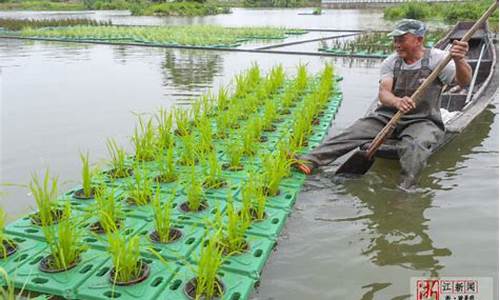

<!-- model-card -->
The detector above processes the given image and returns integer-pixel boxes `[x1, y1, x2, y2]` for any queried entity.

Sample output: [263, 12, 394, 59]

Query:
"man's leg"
[397, 120, 444, 188]
[298, 116, 388, 172]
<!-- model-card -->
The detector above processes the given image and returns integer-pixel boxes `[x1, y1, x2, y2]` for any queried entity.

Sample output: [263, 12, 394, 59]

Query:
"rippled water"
[0, 8, 497, 300]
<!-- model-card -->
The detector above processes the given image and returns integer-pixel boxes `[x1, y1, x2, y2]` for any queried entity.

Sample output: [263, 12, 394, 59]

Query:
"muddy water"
[0, 8, 498, 300]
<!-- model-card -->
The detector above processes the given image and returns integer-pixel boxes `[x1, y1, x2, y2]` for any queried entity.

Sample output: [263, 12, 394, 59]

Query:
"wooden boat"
[365, 21, 498, 159]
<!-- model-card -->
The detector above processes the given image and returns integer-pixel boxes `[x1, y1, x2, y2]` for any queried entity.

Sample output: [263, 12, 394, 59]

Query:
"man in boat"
[296, 19, 472, 189]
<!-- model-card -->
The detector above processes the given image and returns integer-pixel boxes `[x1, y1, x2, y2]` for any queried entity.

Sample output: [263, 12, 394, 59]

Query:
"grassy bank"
[0, 0, 232, 16]
[384, 1, 498, 29]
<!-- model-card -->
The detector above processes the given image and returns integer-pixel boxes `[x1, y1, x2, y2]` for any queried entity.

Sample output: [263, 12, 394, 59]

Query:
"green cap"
[388, 19, 427, 37]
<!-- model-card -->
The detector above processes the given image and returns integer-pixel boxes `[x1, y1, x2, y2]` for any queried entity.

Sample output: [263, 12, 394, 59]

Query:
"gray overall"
[302, 49, 445, 185]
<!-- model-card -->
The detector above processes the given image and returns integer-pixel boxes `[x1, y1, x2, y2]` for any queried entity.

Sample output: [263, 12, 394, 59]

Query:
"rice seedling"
[126, 165, 154, 206]
[265, 64, 285, 95]
[179, 133, 198, 166]
[132, 115, 157, 162]
[106, 138, 132, 179]
[218, 194, 250, 255]
[174, 107, 191, 136]
[29, 169, 61, 226]
[183, 166, 206, 212]
[216, 86, 230, 112]
[215, 112, 229, 139]
[190, 101, 203, 127]
[202, 150, 225, 189]
[0, 267, 20, 300]
[295, 63, 308, 93]
[241, 117, 262, 156]
[188, 230, 225, 300]
[150, 187, 181, 243]
[240, 173, 267, 221]
[92, 186, 124, 234]
[154, 143, 177, 183]
[0, 208, 16, 259]
[260, 149, 292, 197]
[224, 138, 244, 171]
[41, 202, 86, 272]
[155, 107, 174, 151]
[107, 233, 147, 284]
[76, 151, 96, 199]
[196, 115, 214, 154]
[0, 18, 112, 31]
[262, 99, 278, 131]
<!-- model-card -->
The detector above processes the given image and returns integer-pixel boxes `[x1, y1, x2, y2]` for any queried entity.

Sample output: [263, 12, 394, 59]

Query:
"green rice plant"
[42, 202, 86, 271]
[0, 267, 19, 300]
[155, 144, 177, 183]
[247, 63, 261, 89]
[196, 115, 214, 154]
[260, 149, 292, 197]
[154, 107, 174, 151]
[107, 232, 143, 283]
[216, 86, 230, 112]
[240, 173, 266, 221]
[29, 169, 60, 226]
[0, 208, 16, 259]
[295, 63, 308, 93]
[174, 107, 191, 136]
[266, 64, 285, 95]
[233, 74, 247, 98]
[262, 98, 278, 131]
[225, 138, 244, 171]
[151, 187, 176, 243]
[194, 230, 225, 300]
[132, 115, 157, 162]
[179, 133, 198, 166]
[190, 101, 203, 127]
[94, 186, 124, 233]
[215, 112, 229, 139]
[106, 138, 131, 178]
[185, 166, 204, 212]
[219, 194, 250, 255]
[241, 118, 262, 156]
[80, 151, 95, 198]
[202, 150, 225, 189]
[126, 165, 154, 206]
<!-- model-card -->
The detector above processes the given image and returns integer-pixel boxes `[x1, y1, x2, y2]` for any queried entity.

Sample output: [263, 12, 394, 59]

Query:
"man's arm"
[451, 40, 472, 88]
[378, 77, 416, 113]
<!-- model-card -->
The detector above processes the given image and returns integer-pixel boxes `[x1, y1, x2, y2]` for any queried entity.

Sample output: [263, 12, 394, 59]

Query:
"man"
[296, 19, 472, 189]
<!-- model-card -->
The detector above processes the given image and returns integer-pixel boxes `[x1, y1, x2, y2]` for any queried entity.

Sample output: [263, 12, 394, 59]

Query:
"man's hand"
[396, 96, 416, 113]
[450, 40, 469, 62]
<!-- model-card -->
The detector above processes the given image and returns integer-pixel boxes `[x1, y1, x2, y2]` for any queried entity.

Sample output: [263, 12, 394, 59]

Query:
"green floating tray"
[161, 266, 256, 299]
[137, 221, 205, 261]
[280, 171, 306, 189]
[0, 235, 46, 277]
[76, 257, 178, 300]
[190, 233, 275, 280]
[170, 195, 227, 226]
[261, 187, 299, 210]
[11, 248, 108, 299]
[59, 186, 125, 212]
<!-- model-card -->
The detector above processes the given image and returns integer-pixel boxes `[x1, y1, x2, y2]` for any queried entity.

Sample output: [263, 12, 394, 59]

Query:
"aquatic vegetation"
[155, 108, 174, 150]
[0, 208, 16, 259]
[93, 186, 124, 233]
[202, 150, 226, 189]
[174, 107, 191, 136]
[151, 188, 177, 243]
[20, 25, 307, 47]
[179, 133, 198, 166]
[79, 151, 95, 198]
[192, 230, 225, 300]
[219, 195, 250, 255]
[185, 166, 205, 212]
[29, 169, 60, 226]
[155, 145, 177, 183]
[106, 138, 131, 178]
[41, 202, 86, 271]
[132, 116, 157, 162]
[0, 267, 19, 300]
[0, 18, 111, 31]
[240, 173, 267, 221]
[225, 138, 244, 171]
[107, 232, 144, 283]
[216, 86, 230, 112]
[261, 149, 292, 196]
[196, 115, 214, 154]
[126, 165, 154, 206]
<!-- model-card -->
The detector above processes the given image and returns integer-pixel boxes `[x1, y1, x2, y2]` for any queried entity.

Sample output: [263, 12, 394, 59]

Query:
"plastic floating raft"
[1, 65, 343, 299]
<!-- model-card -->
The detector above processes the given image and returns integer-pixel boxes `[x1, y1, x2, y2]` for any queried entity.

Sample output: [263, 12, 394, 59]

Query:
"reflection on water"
[161, 49, 223, 101]
[318, 107, 497, 299]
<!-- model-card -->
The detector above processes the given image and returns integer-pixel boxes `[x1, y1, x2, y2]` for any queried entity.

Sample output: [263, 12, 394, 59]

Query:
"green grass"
[202, 150, 225, 189]
[185, 166, 204, 212]
[155, 146, 177, 183]
[219, 195, 250, 255]
[127, 165, 154, 206]
[132, 115, 157, 162]
[29, 169, 59, 226]
[80, 151, 94, 198]
[155, 107, 174, 151]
